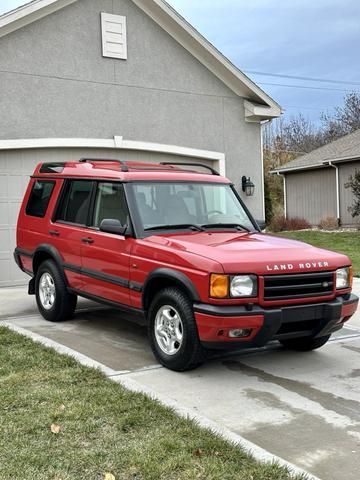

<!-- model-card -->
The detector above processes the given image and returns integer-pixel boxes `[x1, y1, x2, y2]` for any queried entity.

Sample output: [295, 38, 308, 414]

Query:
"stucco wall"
[286, 168, 336, 225]
[0, 0, 264, 218]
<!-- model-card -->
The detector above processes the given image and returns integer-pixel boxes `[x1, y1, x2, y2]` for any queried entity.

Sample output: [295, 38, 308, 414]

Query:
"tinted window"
[93, 182, 129, 227]
[26, 180, 55, 218]
[56, 180, 94, 225]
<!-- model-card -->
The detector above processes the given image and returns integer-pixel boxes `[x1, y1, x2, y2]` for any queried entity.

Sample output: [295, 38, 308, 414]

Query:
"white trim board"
[0, 137, 226, 175]
[0, 0, 77, 38]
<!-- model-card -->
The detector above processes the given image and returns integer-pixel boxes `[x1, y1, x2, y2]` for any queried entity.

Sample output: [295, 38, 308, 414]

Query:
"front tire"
[280, 334, 331, 351]
[35, 260, 77, 322]
[148, 287, 205, 371]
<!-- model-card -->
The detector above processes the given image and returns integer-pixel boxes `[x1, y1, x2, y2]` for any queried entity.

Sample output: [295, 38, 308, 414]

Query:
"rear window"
[26, 180, 55, 218]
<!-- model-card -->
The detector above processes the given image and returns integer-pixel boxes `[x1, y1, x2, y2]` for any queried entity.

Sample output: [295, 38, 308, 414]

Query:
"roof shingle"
[275, 128, 360, 172]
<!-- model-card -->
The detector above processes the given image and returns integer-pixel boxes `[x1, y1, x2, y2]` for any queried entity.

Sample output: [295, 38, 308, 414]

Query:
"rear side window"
[56, 180, 94, 225]
[26, 180, 55, 218]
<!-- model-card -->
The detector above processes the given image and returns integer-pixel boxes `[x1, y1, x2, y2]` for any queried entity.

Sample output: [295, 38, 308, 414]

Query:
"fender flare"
[28, 244, 65, 294]
[142, 268, 201, 310]
[31, 244, 68, 287]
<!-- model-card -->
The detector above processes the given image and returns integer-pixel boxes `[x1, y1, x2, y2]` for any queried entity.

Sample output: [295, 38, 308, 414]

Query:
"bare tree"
[321, 92, 360, 142]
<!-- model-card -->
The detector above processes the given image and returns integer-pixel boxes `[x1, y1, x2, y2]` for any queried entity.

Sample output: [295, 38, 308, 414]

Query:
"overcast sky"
[2, 0, 360, 123]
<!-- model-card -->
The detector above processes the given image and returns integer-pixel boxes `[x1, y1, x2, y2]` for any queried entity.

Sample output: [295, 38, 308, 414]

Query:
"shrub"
[269, 215, 311, 232]
[264, 177, 274, 223]
[319, 216, 339, 230]
[345, 169, 360, 218]
[268, 215, 287, 232]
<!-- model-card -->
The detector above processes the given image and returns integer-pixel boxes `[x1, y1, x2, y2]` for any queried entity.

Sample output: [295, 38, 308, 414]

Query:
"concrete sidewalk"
[1, 280, 360, 480]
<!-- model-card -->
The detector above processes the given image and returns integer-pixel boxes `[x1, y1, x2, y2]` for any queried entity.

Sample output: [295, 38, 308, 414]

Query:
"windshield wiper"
[144, 224, 205, 232]
[201, 223, 252, 233]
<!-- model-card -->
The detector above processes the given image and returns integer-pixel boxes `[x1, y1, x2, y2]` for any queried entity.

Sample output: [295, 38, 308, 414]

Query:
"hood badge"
[266, 261, 329, 272]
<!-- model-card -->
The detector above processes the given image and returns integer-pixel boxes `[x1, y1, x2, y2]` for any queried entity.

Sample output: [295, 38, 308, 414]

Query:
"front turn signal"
[210, 274, 229, 298]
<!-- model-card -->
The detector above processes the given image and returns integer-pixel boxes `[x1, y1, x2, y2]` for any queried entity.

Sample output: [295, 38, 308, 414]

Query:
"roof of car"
[33, 160, 230, 183]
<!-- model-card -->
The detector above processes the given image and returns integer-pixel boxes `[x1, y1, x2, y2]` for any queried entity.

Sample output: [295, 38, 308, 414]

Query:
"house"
[273, 129, 360, 227]
[0, 0, 281, 287]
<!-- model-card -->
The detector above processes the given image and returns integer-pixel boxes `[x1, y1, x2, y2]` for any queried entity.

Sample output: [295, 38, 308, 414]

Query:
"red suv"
[15, 159, 358, 371]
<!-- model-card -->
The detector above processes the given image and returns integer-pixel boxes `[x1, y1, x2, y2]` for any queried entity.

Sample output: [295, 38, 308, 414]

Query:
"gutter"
[326, 161, 340, 225]
[272, 155, 360, 175]
[270, 164, 326, 174]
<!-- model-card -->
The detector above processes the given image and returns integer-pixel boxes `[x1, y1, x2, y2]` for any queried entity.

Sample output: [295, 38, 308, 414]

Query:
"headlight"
[210, 274, 257, 298]
[230, 275, 257, 297]
[336, 267, 352, 289]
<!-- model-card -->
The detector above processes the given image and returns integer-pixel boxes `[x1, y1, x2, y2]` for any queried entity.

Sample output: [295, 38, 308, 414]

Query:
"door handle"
[49, 230, 60, 237]
[81, 237, 94, 244]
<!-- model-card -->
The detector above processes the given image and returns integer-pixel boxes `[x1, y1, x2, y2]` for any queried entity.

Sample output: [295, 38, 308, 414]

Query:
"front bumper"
[194, 294, 359, 349]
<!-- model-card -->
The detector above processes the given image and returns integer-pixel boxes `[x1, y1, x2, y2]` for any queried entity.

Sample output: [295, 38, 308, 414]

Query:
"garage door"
[0, 152, 38, 287]
[0, 147, 219, 287]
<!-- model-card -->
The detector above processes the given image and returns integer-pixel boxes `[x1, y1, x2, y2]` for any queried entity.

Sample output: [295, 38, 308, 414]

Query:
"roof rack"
[79, 158, 129, 172]
[160, 162, 220, 175]
[78, 158, 219, 175]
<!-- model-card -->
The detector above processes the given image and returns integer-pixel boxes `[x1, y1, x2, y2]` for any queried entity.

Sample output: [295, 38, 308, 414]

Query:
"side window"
[56, 180, 94, 225]
[26, 180, 55, 218]
[92, 182, 129, 227]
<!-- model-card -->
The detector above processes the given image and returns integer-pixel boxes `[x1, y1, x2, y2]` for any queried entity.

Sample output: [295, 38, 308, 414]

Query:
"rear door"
[79, 181, 133, 307]
[52, 179, 95, 290]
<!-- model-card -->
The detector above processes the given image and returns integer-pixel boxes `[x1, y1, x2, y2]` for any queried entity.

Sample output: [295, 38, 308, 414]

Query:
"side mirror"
[256, 219, 266, 231]
[100, 219, 127, 236]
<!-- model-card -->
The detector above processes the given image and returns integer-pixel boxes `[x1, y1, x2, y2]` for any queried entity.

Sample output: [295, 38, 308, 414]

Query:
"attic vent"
[101, 12, 127, 60]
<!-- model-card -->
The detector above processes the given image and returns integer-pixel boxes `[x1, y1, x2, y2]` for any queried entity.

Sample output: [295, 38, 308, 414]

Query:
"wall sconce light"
[242, 176, 255, 196]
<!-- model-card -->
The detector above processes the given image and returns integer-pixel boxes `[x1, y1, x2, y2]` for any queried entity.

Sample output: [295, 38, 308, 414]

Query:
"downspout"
[277, 172, 287, 218]
[327, 161, 340, 226]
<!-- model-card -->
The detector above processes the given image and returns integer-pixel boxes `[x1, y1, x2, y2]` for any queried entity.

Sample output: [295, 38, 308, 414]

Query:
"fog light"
[229, 328, 252, 338]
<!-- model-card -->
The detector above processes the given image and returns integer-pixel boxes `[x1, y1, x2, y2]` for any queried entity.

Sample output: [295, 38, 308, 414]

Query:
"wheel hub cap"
[154, 305, 183, 356]
[39, 272, 56, 310]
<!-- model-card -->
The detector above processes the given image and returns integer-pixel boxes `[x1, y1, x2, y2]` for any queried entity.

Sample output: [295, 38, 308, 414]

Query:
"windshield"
[132, 182, 255, 232]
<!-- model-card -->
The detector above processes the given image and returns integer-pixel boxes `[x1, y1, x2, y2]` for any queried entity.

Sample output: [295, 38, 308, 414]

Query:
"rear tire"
[148, 287, 205, 371]
[280, 334, 331, 351]
[35, 260, 77, 322]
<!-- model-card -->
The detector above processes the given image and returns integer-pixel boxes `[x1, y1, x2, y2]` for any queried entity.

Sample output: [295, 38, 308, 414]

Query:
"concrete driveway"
[1, 281, 360, 480]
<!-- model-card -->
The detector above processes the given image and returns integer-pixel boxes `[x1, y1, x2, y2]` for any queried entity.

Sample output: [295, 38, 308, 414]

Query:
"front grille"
[263, 272, 334, 301]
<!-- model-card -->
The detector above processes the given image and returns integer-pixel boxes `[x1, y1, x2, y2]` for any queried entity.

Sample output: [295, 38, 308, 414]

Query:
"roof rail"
[79, 158, 129, 172]
[160, 162, 220, 175]
[78, 158, 220, 175]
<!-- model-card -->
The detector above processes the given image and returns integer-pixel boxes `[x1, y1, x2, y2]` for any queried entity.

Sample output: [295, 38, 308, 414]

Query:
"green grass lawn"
[275, 231, 360, 276]
[0, 327, 302, 480]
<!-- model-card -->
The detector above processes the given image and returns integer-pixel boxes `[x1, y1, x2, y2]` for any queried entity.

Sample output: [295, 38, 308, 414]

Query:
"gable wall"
[0, 0, 263, 218]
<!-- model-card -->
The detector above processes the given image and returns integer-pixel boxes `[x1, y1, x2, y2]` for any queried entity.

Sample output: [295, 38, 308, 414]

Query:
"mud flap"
[28, 277, 35, 295]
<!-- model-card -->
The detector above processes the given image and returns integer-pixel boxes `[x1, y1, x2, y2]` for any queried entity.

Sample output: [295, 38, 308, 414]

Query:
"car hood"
[145, 231, 351, 275]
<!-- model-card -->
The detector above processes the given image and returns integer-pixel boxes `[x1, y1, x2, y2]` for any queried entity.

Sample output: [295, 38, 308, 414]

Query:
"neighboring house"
[0, 0, 281, 287]
[273, 129, 360, 227]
